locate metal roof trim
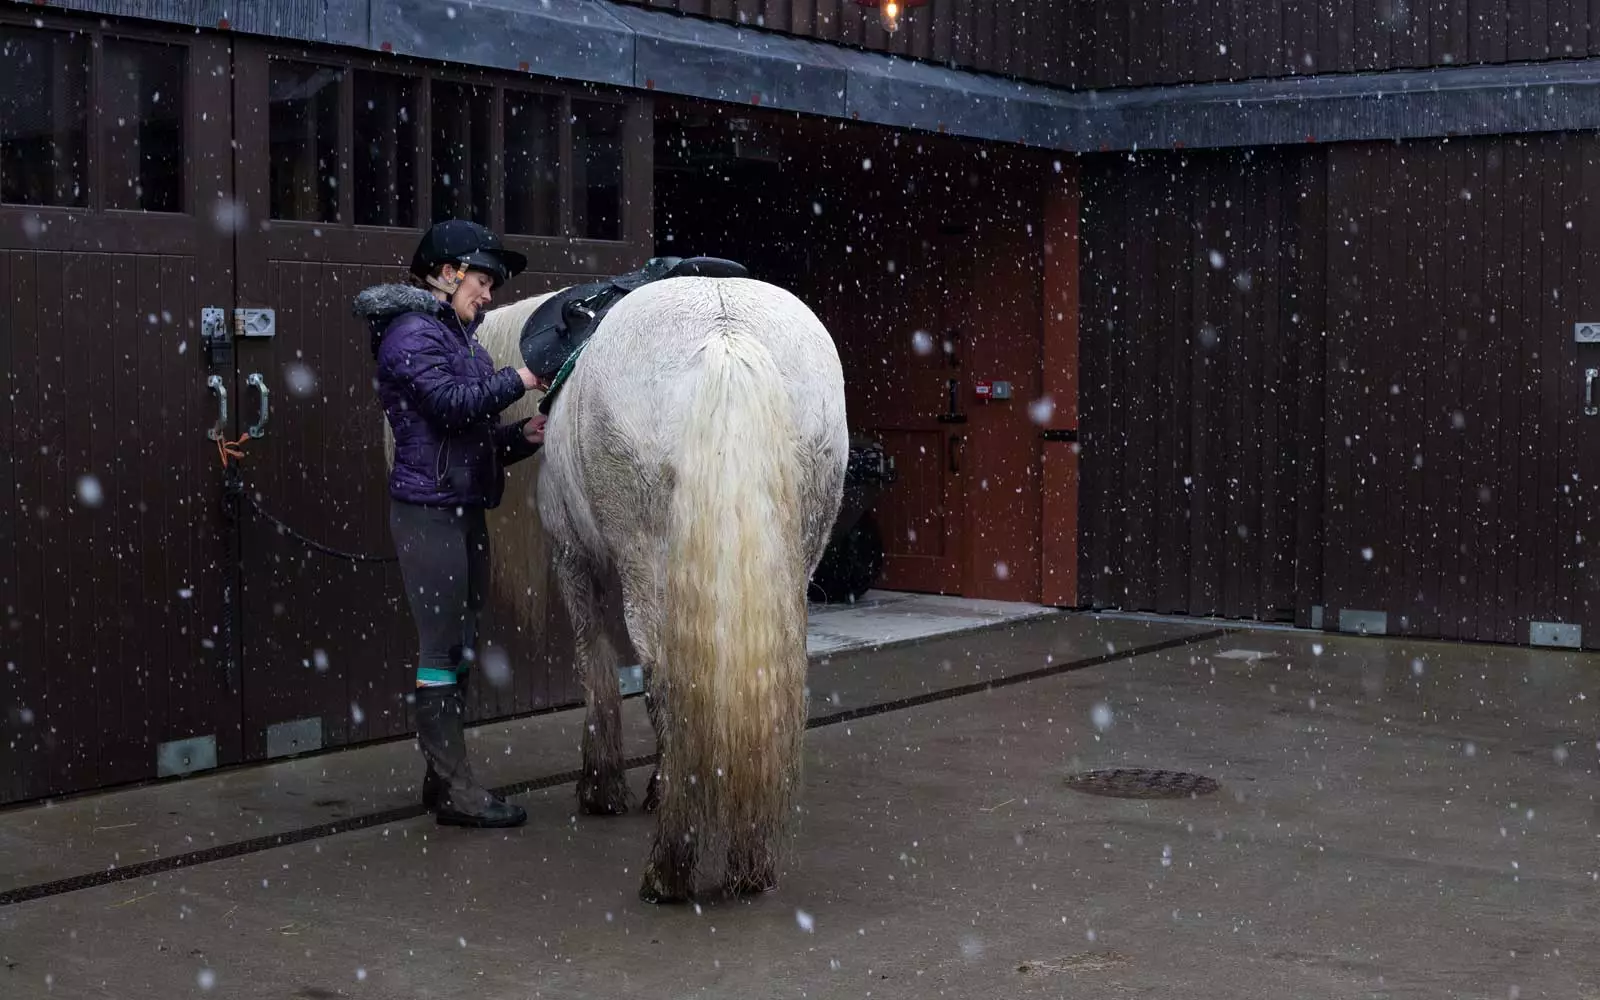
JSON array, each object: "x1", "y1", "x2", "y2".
[
  {"x1": 376, "y1": 0, "x2": 634, "y2": 85},
  {"x1": 19, "y1": 0, "x2": 1600, "y2": 150}
]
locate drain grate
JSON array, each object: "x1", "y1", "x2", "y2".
[{"x1": 1064, "y1": 768, "x2": 1220, "y2": 800}]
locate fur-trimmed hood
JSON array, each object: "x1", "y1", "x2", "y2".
[{"x1": 354, "y1": 283, "x2": 444, "y2": 358}]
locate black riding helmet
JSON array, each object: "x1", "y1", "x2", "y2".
[{"x1": 410, "y1": 219, "x2": 528, "y2": 290}]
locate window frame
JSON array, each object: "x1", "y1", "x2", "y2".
[
  {"x1": 251, "y1": 42, "x2": 648, "y2": 250},
  {"x1": 0, "y1": 12, "x2": 200, "y2": 217}
]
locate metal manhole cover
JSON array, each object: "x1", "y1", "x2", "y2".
[{"x1": 1064, "y1": 768, "x2": 1219, "y2": 800}]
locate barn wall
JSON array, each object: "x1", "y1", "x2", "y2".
[
  {"x1": 617, "y1": 0, "x2": 1600, "y2": 89},
  {"x1": 1081, "y1": 133, "x2": 1600, "y2": 647}
]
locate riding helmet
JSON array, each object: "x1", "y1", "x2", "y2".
[{"x1": 410, "y1": 219, "x2": 528, "y2": 289}]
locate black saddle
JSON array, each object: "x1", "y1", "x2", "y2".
[{"x1": 519, "y1": 256, "x2": 749, "y2": 410}]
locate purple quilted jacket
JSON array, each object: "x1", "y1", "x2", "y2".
[{"x1": 355, "y1": 283, "x2": 539, "y2": 509}]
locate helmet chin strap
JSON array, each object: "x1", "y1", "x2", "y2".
[{"x1": 425, "y1": 264, "x2": 463, "y2": 296}]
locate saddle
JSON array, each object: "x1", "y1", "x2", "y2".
[{"x1": 520, "y1": 255, "x2": 750, "y2": 414}]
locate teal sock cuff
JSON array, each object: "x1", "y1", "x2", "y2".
[{"x1": 416, "y1": 667, "x2": 458, "y2": 687}]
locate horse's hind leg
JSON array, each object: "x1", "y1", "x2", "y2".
[
  {"x1": 722, "y1": 738, "x2": 796, "y2": 897},
  {"x1": 555, "y1": 546, "x2": 631, "y2": 816},
  {"x1": 613, "y1": 556, "x2": 666, "y2": 814},
  {"x1": 640, "y1": 662, "x2": 663, "y2": 814},
  {"x1": 638, "y1": 670, "x2": 697, "y2": 905}
]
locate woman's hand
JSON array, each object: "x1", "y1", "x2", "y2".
[
  {"x1": 516, "y1": 367, "x2": 539, "y2": 391},
  {"x1": 523, "y1": 414, "x2": 548, "y2": 445}
]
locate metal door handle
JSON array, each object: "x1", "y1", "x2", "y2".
[
  {"x1": 1587, "y1": 368, "x2": 1598, "y2": 417},
  {"x1": 246, "y1": 372, "x2": 270, "y2": 438},
  {"x1": 206, "y1": 375, "x2": 229, "y2": 441},
  {"x1": 936, "y1": 377, "x2": 968, "y2": 424}
]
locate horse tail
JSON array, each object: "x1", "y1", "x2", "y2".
[{"x1": 660, "y1": 327, "x2": 808, "y2": 871}]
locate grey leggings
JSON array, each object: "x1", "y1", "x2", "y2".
[{"x1": 389, "y1": 499, "x2": 490, "y2": 686}]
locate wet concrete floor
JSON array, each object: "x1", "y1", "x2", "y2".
[{"x1": 1, "y1": 614, "x2": 1596, "y2": 999}]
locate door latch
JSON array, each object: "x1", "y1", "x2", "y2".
[
  {"x1": 234, "y1": 308, "x2": 276, "y2": 339},
  {"x1": 201, "y1": 306, "x2": 232, "y2": 366}
]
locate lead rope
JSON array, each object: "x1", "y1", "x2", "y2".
[
  {"x1": 211, "y1": 434, "x2": 399, "y2": 687},
  {"x1": 215, "y1": 434, "x2": 400, "y2": 563}
]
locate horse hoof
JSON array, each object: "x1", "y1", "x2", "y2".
[
  {"x1": 577, "y1": 795, "x2": 629, "y2": 816},
  {"x1": 724, "y1": 871, "x2": 778, "y2": 898},
  {"x1": 576, "y1": 777, "x2": 630, "y2": 816},
  {"x1": 639, "y1": 866, "x2": 691, "y2": 905}
]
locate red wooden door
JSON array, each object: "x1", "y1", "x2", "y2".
[{"x1": 843, "y1": 222, "x2": 970, "y2": 595}]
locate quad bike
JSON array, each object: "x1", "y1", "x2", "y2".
[{"x1": 808, "y1": 434, "x2": 895, "y2": 604}]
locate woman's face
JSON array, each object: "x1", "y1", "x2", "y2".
[{"x1": 448, "y1": 267, "x2": 496, "y2": 323}]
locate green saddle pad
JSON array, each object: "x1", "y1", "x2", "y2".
[{"x1": 537, "y1": 339, "x2": 587, "y2": 415}]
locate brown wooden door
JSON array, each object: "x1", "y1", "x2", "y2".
[
  {"x1": 229, "y1": 48, "x2": 421, "y2": 760},
  {"x1": 0, "y1": 15, "x2": 239, "y2": 803},
  {"x1": 845, "y1": 222, "x2": 970, "y2": 596},
  {"x1": 227, "y1": 43, "x2": 653, "y2": 759},
  {"x1": 1322, "y1": 135, "x2": 1600, "y2": 648}
]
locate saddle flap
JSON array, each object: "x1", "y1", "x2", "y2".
[{"x1": 518, "y1": 280, "x2": 607, "y2": 381}]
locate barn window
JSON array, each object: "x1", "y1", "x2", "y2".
[
  {"x1": 268, "y1": 60, "x2": 343, "y2": 222},
  {"x1": 430, "y1": 81, "x2": 493, "y2": 225},
  {"x1": 571, "y1": 99, "x2": 623, "y2": 241},
  {"x1": 503, "y1": 90, "x2": 559, "y2": 236},
  {"x1": 353, "y1": 71, "x2": 420, "y2": 228},
  {"x1": 0, "y1": 25, "x2": 89, "y2": 208},
  {"x1": 103, "y1": 39, "x2": 185, "y2": 213}
]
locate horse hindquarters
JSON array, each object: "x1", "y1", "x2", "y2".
[{"x1": 640, "y1": 332, "x2": 810, "y2": 903}]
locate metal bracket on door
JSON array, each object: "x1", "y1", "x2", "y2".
[
  {"x1": 156, "y1": 734, "x2": 218, "y2": 777},
  {"x1": 1585, "y1": 368, "x2": 1598, "y2": 417},
  {"x1": 1337, "y1": 609, "x2": 1388, "y2": 636},
  {"x1": 617, "y1": 664, "x2": 645, "y2": 697},
  {"x1": 1529, "y1": 621, "x2": 1582, "y2": 648},
  {"x1": 234, "y1": 308, "x2": 276, "y2": 339},
  {"x1": 266, "y1": 717, "x2": 323, "y2": 758}
]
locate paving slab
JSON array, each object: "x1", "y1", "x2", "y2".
[{"x1": 2, "y1": 621, "x2": 1597, "y2": 998}]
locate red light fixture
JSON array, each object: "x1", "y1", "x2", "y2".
[{"x1": 853, "y1": 0, "x2": 928, "y2": 34}]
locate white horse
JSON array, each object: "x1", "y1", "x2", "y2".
[{"x1": 463, "y1": 276, "x2": 848, "y2": 902}]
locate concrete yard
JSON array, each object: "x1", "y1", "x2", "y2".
[{"x1": 1, "y1": 612, "x2": 1596, "y2": 999}]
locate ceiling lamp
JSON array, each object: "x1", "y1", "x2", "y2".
[{"x1": 853, "y1": 0, "x2": 928, "y2": 34}]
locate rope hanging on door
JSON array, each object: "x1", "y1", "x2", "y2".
[{"x1": 214, "y1": 434, "x2": 400, "y2": 565}]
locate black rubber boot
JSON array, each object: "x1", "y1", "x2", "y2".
[
  {"x1": 414, "y1": 684, "x2": 526, "y2": 828},
  {"x1": 420, "y1": 664, "x2": 473, "y2": 813},
  {"x1": 421, "y1": 763, "x2": 443, "y2": 813}
]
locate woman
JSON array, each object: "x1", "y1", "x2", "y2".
[{"x1": 354, "y1": 219, "x2": 545, "y2": 828}]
